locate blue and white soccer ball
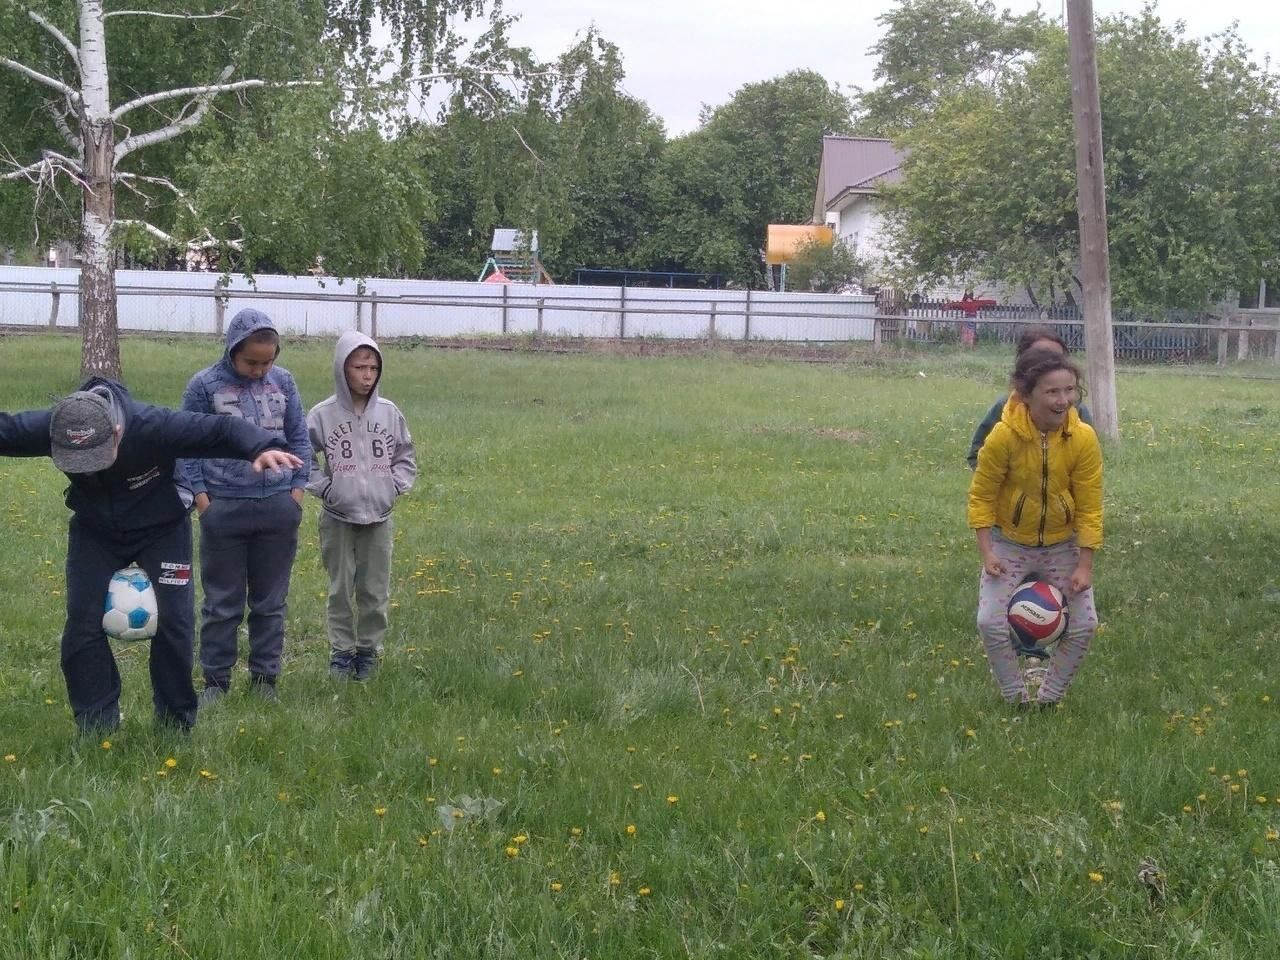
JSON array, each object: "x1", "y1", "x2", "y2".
[{"x1": 103, "y1": 565, "x2": 158, "y2": 641}]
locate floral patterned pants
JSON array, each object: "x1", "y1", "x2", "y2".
[{"x1": 976, "y1": 535, "x2": 1098, "y2": 704}]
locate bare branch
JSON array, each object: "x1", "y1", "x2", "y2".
[
  {"x1": 114, "y1": 219, "x2": 177, "y2": 245},
  {"x1": 0, "y1": 55, "x2": 80, "y2": 100},
  {"x1": 116, "y1": 171, "x2": 199, "y2": 216},
  {"x1": 44, "y1": 98, "x2": 83, "y2": 154},
  {"x1": 459, "y1": 77, "x2": 544, "y2": 166},
  {"x1": 104, "y1": 6, "x2": 240, "y2": 20},
  {"x1": 25, "y1": 9, "x2": 81, "y2": 72},
  {"x1": 112, "y1": 73, "x2": 316, "y2": 121}
]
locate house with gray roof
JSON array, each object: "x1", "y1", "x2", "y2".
[{"x1": 811, "y1": 136, "x2": 905, "y2": 281}]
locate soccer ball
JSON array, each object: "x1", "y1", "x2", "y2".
[
  {"x1": 1007, "y1": 579, "x2": 1067, "y2": 652},
  {"x1": 103, "y1": 565, "x2": 158, "y2": 641}
]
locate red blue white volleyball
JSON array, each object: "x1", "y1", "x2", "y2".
[
  {"x1": 1007, "y1": 580, "x2": 1066, "y2": 651},
  {"x1": 103, "y1": 565, "x2": 158, "y2": 641}
]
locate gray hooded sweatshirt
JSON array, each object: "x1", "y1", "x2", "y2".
[{"x1": 306, "y1": 331, "x2": 416, "y2": 524}]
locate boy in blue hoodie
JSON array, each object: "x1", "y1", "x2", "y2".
[
  {"x1": 178, "y1": 309, "x2": 312, "y2": 704},
  {"x1": 0, "y1": 378, "x2": 301, "y2": 733},
  {"x1": 307, "y1": 331, "x2": 417, "y2": 680}
]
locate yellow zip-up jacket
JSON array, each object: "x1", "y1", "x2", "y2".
[{"x1": 967, "y1": 394, "x2": 1103, "y2": 550}]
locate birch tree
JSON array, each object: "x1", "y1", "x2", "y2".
[{"x1": 0, "y1": 0, "x2": 497, "y2": 379}]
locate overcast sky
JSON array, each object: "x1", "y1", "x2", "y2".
[{"x1": 491, "y1": 0, "x2": 1280, "y2": 135}]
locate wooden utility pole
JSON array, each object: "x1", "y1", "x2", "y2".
[{"x1": 1066, "y1": 0, "x2": 1118, "y2": 439}]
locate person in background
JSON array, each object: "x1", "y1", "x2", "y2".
[
  {"x1": 178, "y1": 308, "x2": 311, "y2": 706},
  {"x1": 966, "y1": 326, "x2": 1094, "y2": 470},
  {"x1": 307, "y1": 331, "x2": 417, "y2": 681}
]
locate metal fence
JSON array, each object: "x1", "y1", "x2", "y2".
[
  {"x1": 0, "y1": 266, "x2": 878, "y2": 343},
  {"x1": 891, "y1": 301, "x2": 1272, "y2": 363}
]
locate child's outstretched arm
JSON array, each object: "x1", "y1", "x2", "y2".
[{"x1": 0, "y1": 410, "x2": 54, "y2": 458}]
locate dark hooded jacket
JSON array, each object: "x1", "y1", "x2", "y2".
[{"x1": 0, "y1": 377, "x2": 286, "y2": 535}]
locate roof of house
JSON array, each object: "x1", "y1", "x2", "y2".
[{"x1": 813, "y1": 136, "x2": 907, "y2": 219}]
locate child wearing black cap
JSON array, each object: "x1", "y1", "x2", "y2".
[{"x1": 0, "y1": 377, "x2": 301, "y2": 734}]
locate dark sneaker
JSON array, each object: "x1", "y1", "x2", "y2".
[
  {"x1": 197, "y1": 684, "x2": 228, "y2": 709},
  {"x1": 249, "y1": 677, "x2": 279, "y2": 703},
  {"x1": 329, "y1": 653, "x2": 355, "y2": 680},
  {"x1": 353, "y1": 654, "x2": 379, "y2": 682}
]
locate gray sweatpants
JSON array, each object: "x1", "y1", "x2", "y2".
[
  {"x1": 198, "y1": 491, "x2": 302, "y2": 685},
  {"x1": 976, "y1": 534, "x2": 1098, "y2": 704},
  {"x1": 319, "y1": 511, "x2": 393, "y2": 658}
]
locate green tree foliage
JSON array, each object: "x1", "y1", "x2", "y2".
[
  {"x1": 413, "y1": 29, "x2": 664, "y2": 281},
  {"x1": 0, "y1": 0, "x2": 500, "y2": 268},
  {"x1": 880, "y1": 9, "x2": 1280, "y2": 310},
  {"x1": 786, "y1": 236, "x2": 867, "y2": 293},
  {"x1": 856, "y1": 0, "x2": 1046, "y2": 134},
  {"x1": 642, "y1": 70, "x2": 854, "y2": 288}
]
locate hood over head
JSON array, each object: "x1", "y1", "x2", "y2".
[
  {"x1": 223, "y1": 308, "x2": 279, "y2": 367},
  {"x1": 333, "y1": 329, "x2": 382, "y2": 411}
]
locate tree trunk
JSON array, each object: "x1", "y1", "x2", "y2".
[{"x1": 78, "y1": 0, "x2": 121, "y2": 381}]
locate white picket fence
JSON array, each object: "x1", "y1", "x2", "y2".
[{"x1": 0, "y1": 266, "x2": 878, "y2": 343}]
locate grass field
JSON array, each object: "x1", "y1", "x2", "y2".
[{"x1": 0, "y1": 334, "x2": 1277, "y2": 958}]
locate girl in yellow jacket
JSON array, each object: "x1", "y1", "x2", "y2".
[{"x1": 968, "y1": 348, "x2": 1103, "y2": 705}]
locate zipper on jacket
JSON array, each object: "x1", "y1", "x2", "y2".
[
  {"x1": 1037, "y1": 432, "x2": 1049, "y2": 546},
  {"x1": 1012, "y1": 493, "x2": 1026, "y2": 527}
]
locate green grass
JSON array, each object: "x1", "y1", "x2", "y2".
[{"x1": 0, "y1": 334, "x2": 1278, "y2": 958}]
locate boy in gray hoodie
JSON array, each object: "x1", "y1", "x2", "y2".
[{"x1": 307, "y1": 331, "x2": 417, "y2": 680}]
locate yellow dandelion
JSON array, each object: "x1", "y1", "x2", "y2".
[
  {"x1": 1262, "y1": 695, "x2": 1272, "y2": 704},
  {"x1": 549, "y1": 881, "x2": 563, "y2": 892},
  {"x1": 1266, "y1": 827, "x2": 1279, "y2": 842},
  {"x1": 1239, "y1": 769, "x2": 1248, "y2": 778},
  {"x1": 1258, "y1": 796, "x2": 1269, "y2": 805},
  {"x1": 101, "y1": 740, "x2": 112, "y2": 751},
  {"x1": 906, "y1": 691, "x2": 918, "y2": 701},
  {"x1": 428, "y1": 757, "x2": 438, "y2": 767},
  {"x1": 277, "y1": 791, "x2": 289, "y2": 802},
  {"x1": 164, "y1": 758, "x2": 177, "y2": 769},
  {"x1": 569, "y1": 826, "x2": 583, "y2": 837},
  {"x1": 492, "y1": 767, "x2": 503, "y2": 776},
  {"x1": 609, "y1": 871, "x2": 622, "y2": 887},
  {"x1": 814, "y1": 810, "x2": 826, "y2": 823},
  {"x1": 834, "y1": 898, "x2": 845, "y2": 911},
  {"x1": 626, "y1": 745, "x2": 636, "y2": 753},
  {"x1": 919, "y1": 825, "x2": 929, "y2": 835},
  {"x1": 512, "y1": 834, "x2": 528, "y2": 845},
  {"x1": 3, "y1": 755, "x2": 15, "y2": 763},
  {"x1": 504, "y1": 846, "x2": 519, "y2": 858},
  {"x1": 374, "y1": 807, "x2": 387, "y2": 817},
  {"x1": 834, "y1": 712, "x2": 845, "y2": 720},
  {"x1": 666, "y1": 795, "x2": 679, "y2": 805},
  {"x1": 964, "y1": 728, "x2": 976, "y2": 738},
  {"x1": 418, "y1": 836, "x2": 429, "y2": 847},
  {"x1": 199, "y1": 769, "x2": 217, "y2": 780},
  {"x1": 638, "y1": 886, "x2": 652, "y2": 897},
  {"x1": 1088, "y1": 871, "x2": 1104, "y2": 883},
  {"x1": 1231, "y1": 784, "x2": 1241, "y2": 794},
  {"x1": 44, "y1": 698, "x2": 53, "y2": 705},
  {"x1": 854, "y1": 882, "x2": 865, "y2": 892},
  {"x1": 748, "y1": 752, "x2": 759, "y2": 762},
  {"x1": 625, "y1": 824, "x2": 637, "y2": 836},
  {"x1": 1182, "y1": 805, "x2": 1193, "y2": 813}
]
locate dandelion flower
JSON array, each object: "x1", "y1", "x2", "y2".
[
  {"x1": 609, "y1": 871, "x2": 621, "y2": 887},
  {"x1": 666, "y1": 795, "x2": 679, "y2": 805},
  {"x1": 418, "y1": 836, "x2": 429, "y2": 847},
  {"x1": 569, "y1": 826, "x2": 583, "y2": 837},
  {"x1": 1088, "y1": 872, "x2": 1104, "y2": 883},
  {"x1": 549, "y1": 881, "x2": 563, "y2": 892},
  {"x1": 834, "y1": 898, "x2": 845, "y2": 911},
  {"x1": 625, "y1": 824, "x2": 637, "y2": 836},
  {"x1": 3, "y1": 755, "x2": 15, "y2": 763},
  {"x1": 428, "y1": 757, "x2": 438, "y2": 767},
  {"x1": 512, "y1": 834, "x2": 528, "y2": 845},
  {"x1": 505, "y1": 846, "x2": 519, "y2": 858},
  {"x1": 101, "y1": 740, "x2": 111, "y2": 751},
  {"x1": 374, "y1": 807, "x2": 387, "y2": 817},
  {"x1": 638, "y1": 886, "x2": 652, "y2": 897},
  {"x1": 1266, "y1": 828, "x2": 1279, "y2": 842},
  {"x1": 814, "y1": 810, "x2": 826, "y2": 823},
  {"x1": 854, "y1": 882, "x2": 865, "y2": 891},
  {"x1": 164, "y1": 758, "x2": 177, "y2": 769}
]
